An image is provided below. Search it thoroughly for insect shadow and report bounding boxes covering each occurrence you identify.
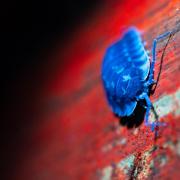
[117,100,146,128]
[117,86,159,129]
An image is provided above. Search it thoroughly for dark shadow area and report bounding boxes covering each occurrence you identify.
[2,0,101,82]
[118,100,146,128]
[1,1,102,179]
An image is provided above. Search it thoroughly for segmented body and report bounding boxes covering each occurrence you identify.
[102,27,150,117]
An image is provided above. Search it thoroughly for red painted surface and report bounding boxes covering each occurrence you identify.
[8,0,180,179]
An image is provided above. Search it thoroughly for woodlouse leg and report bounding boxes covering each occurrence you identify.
[138,93,166,131]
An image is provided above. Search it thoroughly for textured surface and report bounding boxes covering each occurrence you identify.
[10,0,180,179]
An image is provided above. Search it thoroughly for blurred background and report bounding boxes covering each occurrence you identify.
[2,0,102,179]
[2,0,180,179]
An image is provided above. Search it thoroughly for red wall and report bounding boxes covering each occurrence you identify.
[9,0,180,179]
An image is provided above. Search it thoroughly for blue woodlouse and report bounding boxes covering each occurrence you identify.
[101,27,173,130]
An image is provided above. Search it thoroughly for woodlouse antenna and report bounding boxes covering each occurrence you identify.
[151,32,174,94]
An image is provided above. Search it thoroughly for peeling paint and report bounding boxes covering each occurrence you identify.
[101,166,113,180]
[117,155,135,174]
[150,89,180,122]
[101,155,135,180]
[176,140,180,156]
[174,90,180,116]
